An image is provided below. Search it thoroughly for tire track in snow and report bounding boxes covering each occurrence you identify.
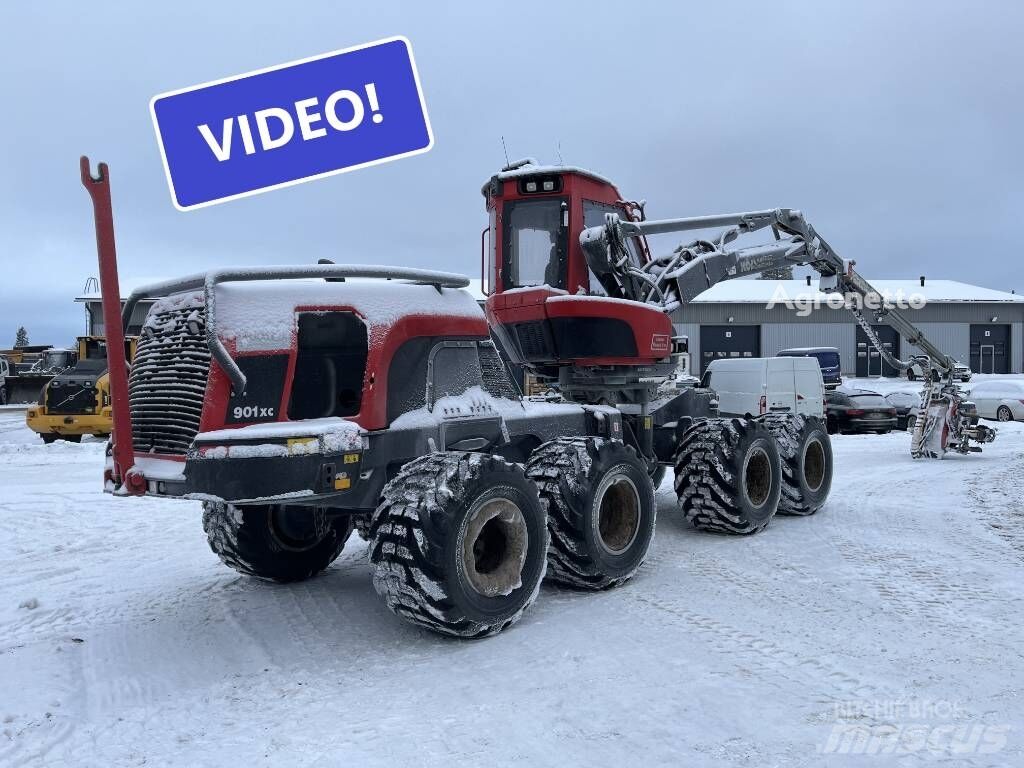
[966,450,1024,561]
[828,530,1022,629]
[624,589,889,704]
[0,719,77,768]
[625,507,891,704]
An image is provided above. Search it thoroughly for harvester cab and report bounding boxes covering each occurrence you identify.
[480,158,648,298]
[481,160,687,407]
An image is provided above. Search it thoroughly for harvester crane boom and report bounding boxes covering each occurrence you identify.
[581,207,954,376]
[580,205,995,458]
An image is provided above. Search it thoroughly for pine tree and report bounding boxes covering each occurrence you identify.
[14,326,28,347]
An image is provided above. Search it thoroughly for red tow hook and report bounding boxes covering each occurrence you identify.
[81,157,144,496]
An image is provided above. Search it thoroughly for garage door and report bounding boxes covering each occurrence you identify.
[970,324,1010,374]
[699,325,760,375]
[855,325,901,377]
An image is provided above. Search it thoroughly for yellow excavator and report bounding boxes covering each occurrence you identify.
[26,336,136,443]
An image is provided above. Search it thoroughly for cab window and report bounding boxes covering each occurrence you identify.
[583,200,643,295]
[503,198,566,289]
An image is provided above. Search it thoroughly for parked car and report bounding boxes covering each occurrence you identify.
[777,347,842,389]
[0,355,8,405]
[906,359,971,382]
[884,391,922,430]
[825,389,898,434]
[702,356,824,418]
[965,379,1024,422]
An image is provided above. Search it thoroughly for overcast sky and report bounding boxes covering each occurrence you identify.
[2,1,1022,347]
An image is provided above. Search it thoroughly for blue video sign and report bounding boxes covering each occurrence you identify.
[150,37,433,210]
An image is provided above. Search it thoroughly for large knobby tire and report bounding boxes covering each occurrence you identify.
[202,503,353,583]
[352,513,373,541]
[526,438,656,590]
[758,414,833,516]
[674,418,782,534]
[368,452,548,639]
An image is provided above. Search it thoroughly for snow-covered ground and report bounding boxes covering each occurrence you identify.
[842,373,1024,396]
[1,407,1022,766]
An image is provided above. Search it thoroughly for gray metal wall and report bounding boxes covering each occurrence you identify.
[1014,322,1023,372]
[901,323,969,367]
[678,302,1024,326]
[761,323,857,373]
[673,301,1024,374]
[675,313,1019,374]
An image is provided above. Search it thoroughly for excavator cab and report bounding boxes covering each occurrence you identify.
[481,161,678,373]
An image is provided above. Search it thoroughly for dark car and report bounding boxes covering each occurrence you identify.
[825,389,898,434]
[778,347,842,389]
[884,391,922,430]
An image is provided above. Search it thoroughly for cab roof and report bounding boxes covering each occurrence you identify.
[481,159,618,196]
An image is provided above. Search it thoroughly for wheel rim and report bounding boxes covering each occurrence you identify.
[803,438,826,492]
[461,496,528,597]
[998,407,1011,422]
[266,506,329,552]
[743,447,772,508]
[593,471,641,555]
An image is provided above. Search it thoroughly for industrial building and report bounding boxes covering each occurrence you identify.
[75,278,156,337]
[675,277,1024,377]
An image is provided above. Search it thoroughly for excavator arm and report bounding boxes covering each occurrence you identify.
[580,208,996,457]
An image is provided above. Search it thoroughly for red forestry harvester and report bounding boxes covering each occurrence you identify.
[79,155,982,638]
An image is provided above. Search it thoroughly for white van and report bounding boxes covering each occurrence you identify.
[703,357,825,418]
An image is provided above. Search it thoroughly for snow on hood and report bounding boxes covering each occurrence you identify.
[149,280,483,352]
[216,280,482,351]
[196,417,365,455]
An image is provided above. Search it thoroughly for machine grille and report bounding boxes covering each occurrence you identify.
[515,321,550,359]
[128,299,210,455]
[478,342,520,400]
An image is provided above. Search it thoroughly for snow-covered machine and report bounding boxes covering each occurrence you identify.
[25,336,135,443]
[482,159,995,460]
[81,155,838,639]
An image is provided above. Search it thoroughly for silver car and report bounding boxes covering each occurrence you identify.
[966,380,1024,422]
